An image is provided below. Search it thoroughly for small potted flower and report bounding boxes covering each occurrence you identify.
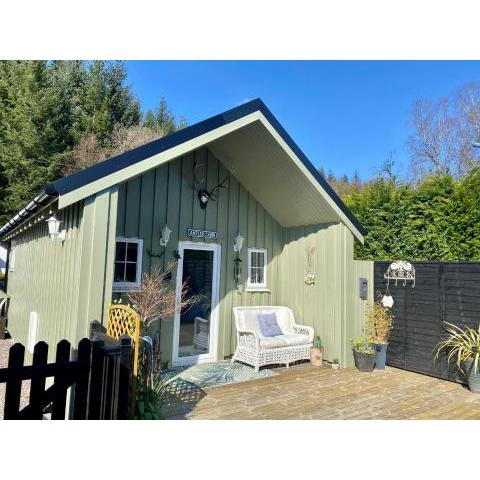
[310,336,324,366]
[366,300,394,370]
[351,338,376,372]
[331,358,341,370]
[436,322,480,393]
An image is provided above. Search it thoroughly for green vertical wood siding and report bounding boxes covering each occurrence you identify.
[116,147,282,364]
[276,223,373,367]
[6,203,84,361]
[5,147,370,369]
[5,188,118,361]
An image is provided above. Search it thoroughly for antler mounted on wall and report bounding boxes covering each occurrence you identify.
[193,158,230,209]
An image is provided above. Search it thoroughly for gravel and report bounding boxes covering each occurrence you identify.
[0,339,31,419]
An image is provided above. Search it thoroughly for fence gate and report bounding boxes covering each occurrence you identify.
[374,261,480,383]
[0,336,132,420]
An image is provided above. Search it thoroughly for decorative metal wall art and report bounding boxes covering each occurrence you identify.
[384,261,415,287]
[304,246,316,285]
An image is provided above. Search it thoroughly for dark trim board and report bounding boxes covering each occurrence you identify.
[0,99,366,240]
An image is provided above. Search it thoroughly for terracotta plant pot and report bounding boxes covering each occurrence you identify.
[310,346,324,366]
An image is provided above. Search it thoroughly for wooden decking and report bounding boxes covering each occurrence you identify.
[162,363,480,420]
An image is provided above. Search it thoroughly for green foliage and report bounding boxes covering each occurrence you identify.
[351,338,375,355]
[343,169,480,261]
[0,61,183,227]
[332,358,340,365]
[135,386,162,420]
[436,322,480,375]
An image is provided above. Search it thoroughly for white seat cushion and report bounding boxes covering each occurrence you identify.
[259,334,310,349]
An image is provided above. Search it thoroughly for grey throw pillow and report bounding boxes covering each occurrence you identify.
[257,312,283,337]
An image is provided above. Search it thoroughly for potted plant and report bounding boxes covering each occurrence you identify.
[436,322,480,393]
[331,358,341,370]
[366,300,394,370]
[351,338,376,372]
[310,336,324,366]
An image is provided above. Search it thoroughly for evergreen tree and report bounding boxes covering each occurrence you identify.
[0,60,143,224]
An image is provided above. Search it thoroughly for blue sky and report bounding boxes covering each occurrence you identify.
[126,61,480,180]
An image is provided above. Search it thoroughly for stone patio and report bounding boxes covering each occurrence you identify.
[162,363,480,420]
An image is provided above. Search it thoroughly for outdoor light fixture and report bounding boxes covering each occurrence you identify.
[233,233,244,253]
[46,215,66,241]
[159,225,171,247]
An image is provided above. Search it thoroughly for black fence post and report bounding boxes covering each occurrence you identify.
[29,341,49,419]
[51,340,71,420]
[87,339,105,419]
[72,338,92,420]
[4,343,25,420]
[118,335,132,420]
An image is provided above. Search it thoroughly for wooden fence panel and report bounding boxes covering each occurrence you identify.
[4,343,25,419]
[29,342,48,420]
[0,336,132,420]
[374,261,480,383]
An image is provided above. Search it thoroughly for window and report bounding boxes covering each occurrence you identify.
[247,248,268,291]
[113,238,143,291]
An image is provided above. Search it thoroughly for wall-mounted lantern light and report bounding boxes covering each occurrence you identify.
[233,233,244,253]
[46,215,66,241]
[159,225,171,247]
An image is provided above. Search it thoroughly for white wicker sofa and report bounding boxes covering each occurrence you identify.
[232,306,314,371]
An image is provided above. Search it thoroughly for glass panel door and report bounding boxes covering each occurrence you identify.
[178,248,214,358]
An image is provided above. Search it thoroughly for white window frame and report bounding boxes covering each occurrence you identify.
[8,247,15,272]
[247,247,269,291]
[112,237,143,292]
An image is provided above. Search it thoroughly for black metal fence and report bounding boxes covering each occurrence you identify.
[0,336,132,419]
[374,261,480,383]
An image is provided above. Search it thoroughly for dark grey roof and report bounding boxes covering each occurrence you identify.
[0,98,365,239]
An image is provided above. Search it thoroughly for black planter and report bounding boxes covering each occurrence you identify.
[352,349,376,372]
[374,343,389,370]
[464,359,480,393]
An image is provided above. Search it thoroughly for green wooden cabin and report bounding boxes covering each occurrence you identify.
[0,99,372,367]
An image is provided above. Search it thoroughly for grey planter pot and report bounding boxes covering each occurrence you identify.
[374,343,389,370]
[352,349,376,372]
[464,359,480,393]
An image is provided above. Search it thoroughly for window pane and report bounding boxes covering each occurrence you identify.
[257,252,264,266]
[251,252,258,268]
[127,242,138,262]
[250,267,257,284]
[125,263,137,282]
[114,262,125,282]
[257,268,264,284]
[115,242,126,262]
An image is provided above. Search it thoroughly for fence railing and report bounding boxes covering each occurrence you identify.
[0,336,132,420]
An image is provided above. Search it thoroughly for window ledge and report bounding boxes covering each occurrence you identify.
[246,287,270,293]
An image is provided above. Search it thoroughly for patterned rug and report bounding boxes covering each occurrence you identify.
[159,361,278,390]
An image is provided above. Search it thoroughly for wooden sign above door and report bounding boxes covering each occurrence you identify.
[186,228,218,240]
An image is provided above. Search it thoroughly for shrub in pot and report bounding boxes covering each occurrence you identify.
[366,300,394,370]
[310,336,324,366]
[331,358,340,370]
[351,338,376,372]
[436,322,480,393]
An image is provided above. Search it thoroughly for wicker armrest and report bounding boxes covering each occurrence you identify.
[293,323,314,342]
[238,330,260,349]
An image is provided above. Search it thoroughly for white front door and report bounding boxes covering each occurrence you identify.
[172,241,221,366]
